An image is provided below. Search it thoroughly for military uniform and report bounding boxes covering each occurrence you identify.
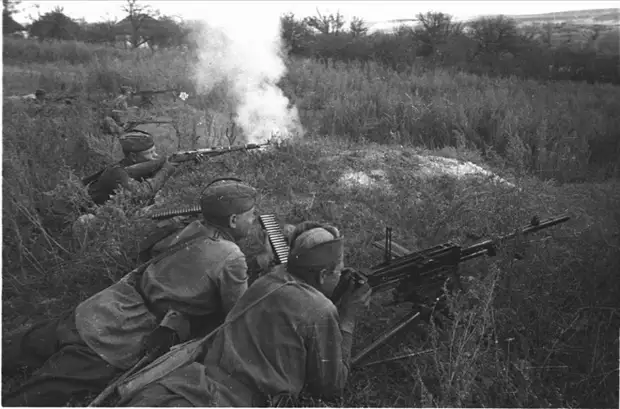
[102,116,125,136]
[83,132,175,205]
[3,179,262,407]
[2,220,249,407]
[124,268,354,407]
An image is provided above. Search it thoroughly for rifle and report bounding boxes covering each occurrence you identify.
[168,142,271,164]
[112,142,271,182]
[132,88,180,106]
[331,214,571,365]
[123,119,175,131]
[132,88,179,97]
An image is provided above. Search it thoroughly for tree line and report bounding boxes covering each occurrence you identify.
[4,0,619,85]
[280,11,620,85]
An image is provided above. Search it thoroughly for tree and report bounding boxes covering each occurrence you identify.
[116,0,160,48]
[28,7,80,41]
[3,0,20,15]
[147,15,186,49]
[595,29,620,55]
[3,0,24,35]
[349,16,369,37]
[80,19,117,45]
[467,15,521,57]
[413,12,462,57]
[280,13,312,55]
[304,8,345,35]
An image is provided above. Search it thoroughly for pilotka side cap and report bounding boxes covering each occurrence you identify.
[200,181,257,218]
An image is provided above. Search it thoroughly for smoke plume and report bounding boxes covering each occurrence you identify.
[191,6,303,144]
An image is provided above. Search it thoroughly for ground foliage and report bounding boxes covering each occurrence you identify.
[2,39,620,408]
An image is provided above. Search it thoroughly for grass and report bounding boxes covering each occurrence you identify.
[2,39,620,408]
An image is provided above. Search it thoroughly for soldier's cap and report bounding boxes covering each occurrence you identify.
[200,177,257,219]
[120,85,134,94]
[288,223,344,270]
[119,130,155,153]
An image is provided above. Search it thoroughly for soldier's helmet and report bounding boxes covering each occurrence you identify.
[35,89,46,100]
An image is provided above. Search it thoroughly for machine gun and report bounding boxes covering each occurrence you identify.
[332,214,570,366]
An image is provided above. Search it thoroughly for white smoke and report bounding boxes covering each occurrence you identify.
[191,5,304,144]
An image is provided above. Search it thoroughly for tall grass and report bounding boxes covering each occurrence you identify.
[3,39,619,408]
[4,39,618,181]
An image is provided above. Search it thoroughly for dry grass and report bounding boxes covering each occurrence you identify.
[2,39,619,408]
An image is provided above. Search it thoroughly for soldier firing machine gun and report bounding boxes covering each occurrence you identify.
[88,213,569,406]
[142,209,570,368]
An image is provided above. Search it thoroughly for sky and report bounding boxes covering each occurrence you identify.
[13,1,619,27]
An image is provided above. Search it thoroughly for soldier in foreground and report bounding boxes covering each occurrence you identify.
[83,130,176,206]
[2,179,274,407]
[122,221,372,407]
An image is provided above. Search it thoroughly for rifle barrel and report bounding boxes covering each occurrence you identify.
[170,142,270,162]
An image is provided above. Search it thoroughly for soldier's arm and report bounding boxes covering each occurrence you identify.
[122,163,175,202]
[304,304,352,400]
[157,252,248,342]
[158,310,191,343]
[218,253,250,315]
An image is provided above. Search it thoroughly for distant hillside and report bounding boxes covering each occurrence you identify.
[509,8,619,25]
[509,9,619,51]
[369,8,619,34]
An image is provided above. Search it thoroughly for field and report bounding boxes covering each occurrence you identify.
[2,38,620,408]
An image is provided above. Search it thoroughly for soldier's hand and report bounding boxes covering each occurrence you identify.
[141,326,180,360]
[255,229,275,270]
[161,159,178,175]
[283,224,295,245]
[337,276,372,330]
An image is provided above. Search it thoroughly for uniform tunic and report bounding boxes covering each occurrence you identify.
[127,268,354,407]
[75,220,249,370]
[86,157,166,205]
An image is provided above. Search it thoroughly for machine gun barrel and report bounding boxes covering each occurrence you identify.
[459,214,570,261]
